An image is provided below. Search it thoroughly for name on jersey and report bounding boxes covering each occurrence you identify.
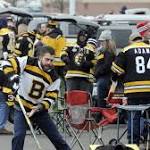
[134,48,150,54]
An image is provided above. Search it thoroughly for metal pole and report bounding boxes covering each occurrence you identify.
[69,0,76,15]
[16,95,42,150]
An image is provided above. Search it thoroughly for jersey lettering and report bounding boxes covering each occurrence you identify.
[29,80,44,99]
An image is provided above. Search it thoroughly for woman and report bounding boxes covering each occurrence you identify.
[95,30,116,108]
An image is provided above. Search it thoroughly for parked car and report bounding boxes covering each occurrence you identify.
[29,13,100,43]
[95,14,150,53]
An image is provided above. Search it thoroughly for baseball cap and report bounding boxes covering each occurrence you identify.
[136,21,150,36]
[129,31,142,42]
[98,30,112,41]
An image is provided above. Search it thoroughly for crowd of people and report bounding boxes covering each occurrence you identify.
[0,14,150,150]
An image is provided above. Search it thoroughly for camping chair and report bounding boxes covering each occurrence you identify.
[49,96,72,136]
[64,90,118,150]
[105,84,128,145]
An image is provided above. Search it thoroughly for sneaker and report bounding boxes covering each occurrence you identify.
[0,128,13,135]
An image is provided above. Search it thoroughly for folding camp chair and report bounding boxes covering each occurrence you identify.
[64,90,118,150]
[49,96,72,136]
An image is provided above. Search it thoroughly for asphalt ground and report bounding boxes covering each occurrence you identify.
[0,122,127,150]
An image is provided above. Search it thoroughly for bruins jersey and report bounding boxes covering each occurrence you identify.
[0,28,12,53]
[61,42,95,79]
[13,32,35,57]
[111,42,150,98]
[2,56,60,111]
[41,28,66,66]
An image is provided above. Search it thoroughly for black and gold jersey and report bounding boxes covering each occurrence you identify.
[41,28,66,67]
[111,41,150,98]
[2,56,60,111]
[61,42,95,79]
[0,28,11,53]
[13,32,35,57]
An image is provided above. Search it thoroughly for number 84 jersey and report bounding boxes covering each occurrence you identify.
[111,41,150,98]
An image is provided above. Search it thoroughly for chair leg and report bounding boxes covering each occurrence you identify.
[65,119,85,150]
[91,128,104,145]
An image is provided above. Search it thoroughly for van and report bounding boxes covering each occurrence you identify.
[125,8,150,15]
[95,14,150,53]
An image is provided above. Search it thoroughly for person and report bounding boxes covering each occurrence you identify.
[36,22,48,36]
[41,20,67,97]
[136,21,150,44]
[111,31,150,145]
[6,16,16,56]
[0,17,14,134]
[120,5,127,14]
[41,20,66,77]
[61,30,97,94]
[94,30,116,108]
[2,45,71,150]
[12,18,36,57]
[0,17,12,60]
[0,68,12,134]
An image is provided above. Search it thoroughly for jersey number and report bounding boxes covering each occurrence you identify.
[135,56,150,74]
[29,80,44,99]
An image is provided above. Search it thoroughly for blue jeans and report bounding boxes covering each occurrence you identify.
[66,77,93,94]
[127,98,150,144]
[12,109,71,150]
[127,110,141,144]
[0,92,9,129]
[97,76,111,107]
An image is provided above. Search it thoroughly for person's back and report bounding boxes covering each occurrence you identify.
[112,40,150,99]
[111,32,150,145]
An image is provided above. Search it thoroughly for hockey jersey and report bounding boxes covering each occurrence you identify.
[111,41,150,98]
[13,32,35,57]
[61,42,95,79]
[2,56,60,111]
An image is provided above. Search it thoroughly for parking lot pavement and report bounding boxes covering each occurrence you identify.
[0,123,127,150]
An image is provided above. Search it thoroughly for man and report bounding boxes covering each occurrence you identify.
[0,68,12,134]
[61,32,97,93]
[2,46,70,150]
[0,17,12,60]
[111,32,150,145]
[41,20,66,76]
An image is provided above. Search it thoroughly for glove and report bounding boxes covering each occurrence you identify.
[9,74,20,91]
[27,104,44,118]
[3,52,8,60]
[61,55,70,64]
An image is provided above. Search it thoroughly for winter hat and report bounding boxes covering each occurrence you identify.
[136,21,150,36]
[87,38,97,47]
[98,30,112,41]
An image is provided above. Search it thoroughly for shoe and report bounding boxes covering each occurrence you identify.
[0,128,13,135]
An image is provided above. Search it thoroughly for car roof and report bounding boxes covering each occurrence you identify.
[96,14,150,25]
[31,12,99,28]
[0,7,32,18]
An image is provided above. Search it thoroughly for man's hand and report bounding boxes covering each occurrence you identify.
[27,104,43,118]
[9,74,20,91]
